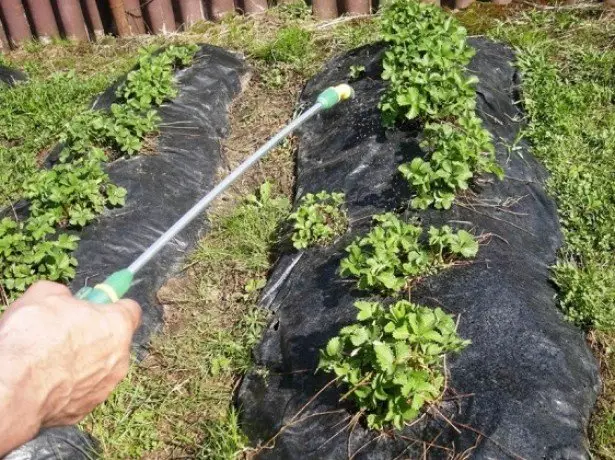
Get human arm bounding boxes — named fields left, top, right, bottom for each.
left=0, top=281, right=141, bottom=457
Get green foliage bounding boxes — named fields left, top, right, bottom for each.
left=380, top=1, right=476, bottom=124
left=0, top=218, right=78, bottom=297
left=339, top=213, right=478, bottom=293
left=0, top=71, right=112, bottom=206
left=379, top=0, right=500, bottom=210
left=401, top=120, right=503, bottom=210
left=319, top=300, right=469, bottom=429
left=490, top=13, right=615, bottom=333
left=288, top=191, right=348, bottom=249
left=1, top=45, right=197, bottom=303
left=25, top=152, right=126, bottom=228
left=257, top=26, right=313, bottom=65
left=348, top=65, right=366, bottom=80
left=117, top=45, right=197, bottom=111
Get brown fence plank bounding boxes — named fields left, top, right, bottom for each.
left=178, top=0, right=206, bottom=27
left=24, top=0, right=60, bottom=43
left=144, top=0, right=176, bottom=33
left=55, top=0, right=90, bottom=40
left=206, top=0, right=235, bottom=21
left=81, top=0, right=105, bottom=37
left=124, top=0, right=146, bottom=34
left=0, top=0, right=32, bottom=45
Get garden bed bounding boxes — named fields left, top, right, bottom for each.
left=238, top=37, right=600, bottom=459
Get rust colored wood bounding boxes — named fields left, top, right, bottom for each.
left=207, top=0, right=235, bottom=21
left=0, top=16, right=9, bottom=49
left=312, top=0, right=337, bottom=19
left=144, top=0, right=176, bottom=33
left=343, top=0, right=370, bottom=14
left=242, top=0, right=267, bottom=14
left=108, top=0, right=130, bottom=36
left=24, top=0, right=59, bottom=43
left=453, top=0, right=473, bottom=8
left=0, top=0, right=32, bottom=44
left=124, top=0, right=145, bottom=34
left=55, top=0, right=89, bottom=40
left=178, top=0, right=205, bottom=26
left=81, top=0, right=105, bottom=37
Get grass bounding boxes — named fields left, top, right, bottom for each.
left=84, top=183, right=290, bottom=458
left=458, top=7, right=615, bottom=458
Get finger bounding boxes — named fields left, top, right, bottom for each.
left=114, top=299, right=142, bottom=333
left=11, top=281, right=72, bottom=308
left=101, top=299, right=142, bottom=343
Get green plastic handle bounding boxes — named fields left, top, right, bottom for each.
left=75, top=269, right=134, bottom=304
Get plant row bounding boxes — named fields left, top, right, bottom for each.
left=380, top=0, right=502, bottom=210
left=288, top=190, right=475, bottom=429
left=282, top=0, right=503, bottom=432
left=0, top=45, right=198, bottom=302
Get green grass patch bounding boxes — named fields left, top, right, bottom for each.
left=0, top=72, right=114, bottom=206
left=482, top=10, right=615, bottom=457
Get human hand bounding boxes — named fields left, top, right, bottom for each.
left=0, top=281, right=141, bottom=456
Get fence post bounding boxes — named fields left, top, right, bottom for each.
left=24, top=0, right=60, bottom=43
left=124, top=0, right=146, bottom=34
left=242, top=0, right=267, bottom=14
left=343, top=0, right=371, bottom=14
left=144, top=0, right=176, bottom=33
left=0, top=0, right=32, bottom=45
left=0, top=16, right=9, bottom=50
left=207, top=0, right=235, bottom=20
left=81, top=0, right=105, bottom=37
left=109, top=0, right=131, bottom=36
left=178, top=0, right=206, bottom=27
left=312, top=0, right=337, bottom=19
left=55, top=0, right=90, bottom=40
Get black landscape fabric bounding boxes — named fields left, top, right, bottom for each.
left=6, top=45, right=246, bottom=459
left=237, top=38, right=600, bottom=459
left=0, top=65, right=26, bottom=86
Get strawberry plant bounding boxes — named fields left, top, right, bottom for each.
left=379, top=0, right=501, bottom=209
left=0, top=217, right=79, bottom=305
left=339, top=213, right=478, bottom=293
left=288, top=191, right=348, bottom=249
left=319, top=299, right=469, bottom=429
left=117, top=45, right=198, bottom=111
left=1, top=45, right=198, bottom=303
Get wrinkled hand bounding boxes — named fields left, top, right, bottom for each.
left=0, top=281, right=141, bottom=456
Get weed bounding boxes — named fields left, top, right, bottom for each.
left=340, top=213, right=478, bottom=294
left=256, top=26, right=313, bottom=65
left=288, top=191, right=348, bottom=249
left=348, top=65, right=366, bottom=80
left=319, top=299, right=469, bottom=429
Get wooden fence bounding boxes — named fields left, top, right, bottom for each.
left=0, top=0, right=380, bottom=49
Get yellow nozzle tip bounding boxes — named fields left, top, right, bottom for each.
left=335, top=84, right=354, bottom=101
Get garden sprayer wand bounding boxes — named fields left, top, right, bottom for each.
left=75, top=84, right=354, bottom=304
